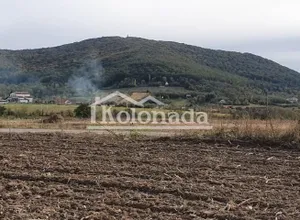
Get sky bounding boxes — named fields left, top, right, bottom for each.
left=1, top=0, right=300, bottom=71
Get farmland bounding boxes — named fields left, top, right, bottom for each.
left=0, top=133, right=300, bottom=219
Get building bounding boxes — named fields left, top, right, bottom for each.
left=130, top=92, right=151, bottom=102
left=8, top=92, right=33, bottom=103
left=92, top=91, right=143, bottom=107
left=120, top=92, right=165, bottom=106
left=286, top=97, right=298, bottom=104
left=90, top=91, right=166, bottom=123
left=219, top=99, right=226, bottom=105
left=91, top=91, right=165, bottom=107
left=0, top=100, right=8, bottom=105
left=54, top=97, right=73, bottom=105
left=137, top=95, right=165, bottom=106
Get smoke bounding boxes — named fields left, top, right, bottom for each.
left=68, top=77, right=96, bottom=96
left=68, top=59, right=104, bottom=97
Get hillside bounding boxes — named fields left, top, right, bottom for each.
left=0, top=36, right=299, bottom=104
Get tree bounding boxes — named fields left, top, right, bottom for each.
left=204, top=93, right=216, bottom=103
left=0, top=106, right=6, bottom=116
left=74, top=104, right=91, bottom=118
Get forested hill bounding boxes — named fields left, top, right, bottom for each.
left=0, top=36, right=299, bottom=103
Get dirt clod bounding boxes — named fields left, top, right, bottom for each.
left=0, top=133, right=299, bottom=219
left=41, top=114, right=64, bottom=123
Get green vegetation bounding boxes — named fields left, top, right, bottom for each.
left=1, top=104, right=75, bottom=118
left=0, top=106, right=6, bottom=116
left=74, top=104, right=91, bottom=118
left=0, top=103, right=299, bottom=122
left=0, top=36, right=300, bottom=104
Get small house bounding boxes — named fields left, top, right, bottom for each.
left=8, top=92, right=33, bottom=103
left=55, top=97, right=73, bottom=105
left=219, top=99, right=226, bottom=105
left=286, top=97, right=298, bottom=104
left=128, top=92, right=165, bottom=106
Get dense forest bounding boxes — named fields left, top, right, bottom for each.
left=0, top=36, right=300, bottom=104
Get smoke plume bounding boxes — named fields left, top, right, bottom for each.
left=68, top=59, right=103, bottom=97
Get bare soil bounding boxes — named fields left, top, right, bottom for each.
left=0, top=133, right=300, bottom=219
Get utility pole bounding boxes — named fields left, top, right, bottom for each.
left=266, top=90, right=269, bottom=117
left=265, top=89, right=269, bottom=128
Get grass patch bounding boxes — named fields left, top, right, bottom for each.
left=192, top=119, right=300, bottom=149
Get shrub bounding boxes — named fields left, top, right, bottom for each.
left=0, top=106, right=6, bottom=116
left=74, top=104, right=91, bottom=118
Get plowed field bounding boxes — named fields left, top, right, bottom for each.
left=0, top=133, right=300, bottom=219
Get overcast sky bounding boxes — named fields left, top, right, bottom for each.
left=1, top=0, right=300, bottom=71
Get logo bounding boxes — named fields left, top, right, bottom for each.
left=88, top=91, right=212, bottom=130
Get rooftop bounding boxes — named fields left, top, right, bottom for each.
left=130, top=92, right=151, bottom=101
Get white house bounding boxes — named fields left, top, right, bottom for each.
left=286, top=97, right=298, bottom=104
left=9, top=92, right=33, bottom=103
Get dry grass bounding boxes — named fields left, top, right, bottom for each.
left=0, top=118, right=300, bottom=146
left=0, top=118, right=89, bottom=129
left=205, top=119, right=300, bottom=146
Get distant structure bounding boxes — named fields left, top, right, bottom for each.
left=92, top=91, right=143, bottom=107
left=219, top=99, right=226, bottom=105
left=122, top=92, right=165, bottom=106
left=137, top=95, right=165, bottom=106
left=129, top=92, right=150, bottom=102
left=91, top=91, right=165, bottom=107
left=286, top=97, right=298, bottom=104
left=54, top=97, right=73, bottom=105
left=7, top=92, right=33, bottom=103
left=90, top=91, right=166, bottom=123
left=0, top=99, right=8, bottom=104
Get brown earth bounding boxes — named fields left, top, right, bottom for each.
left=0, top=133, right=300, bottom=219
left=41, top=114, right=64, bottom=124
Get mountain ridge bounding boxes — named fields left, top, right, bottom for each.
left=0, top=36, right=299, bottom=104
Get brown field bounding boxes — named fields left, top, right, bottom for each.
left=0, top=117, right=298, bottom=131
left=1, top=133, right=300, bottom=219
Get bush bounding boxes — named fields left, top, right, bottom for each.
left=74, top=104, right=91, bottom=118
left=0, top=106, right=6, bottom=116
